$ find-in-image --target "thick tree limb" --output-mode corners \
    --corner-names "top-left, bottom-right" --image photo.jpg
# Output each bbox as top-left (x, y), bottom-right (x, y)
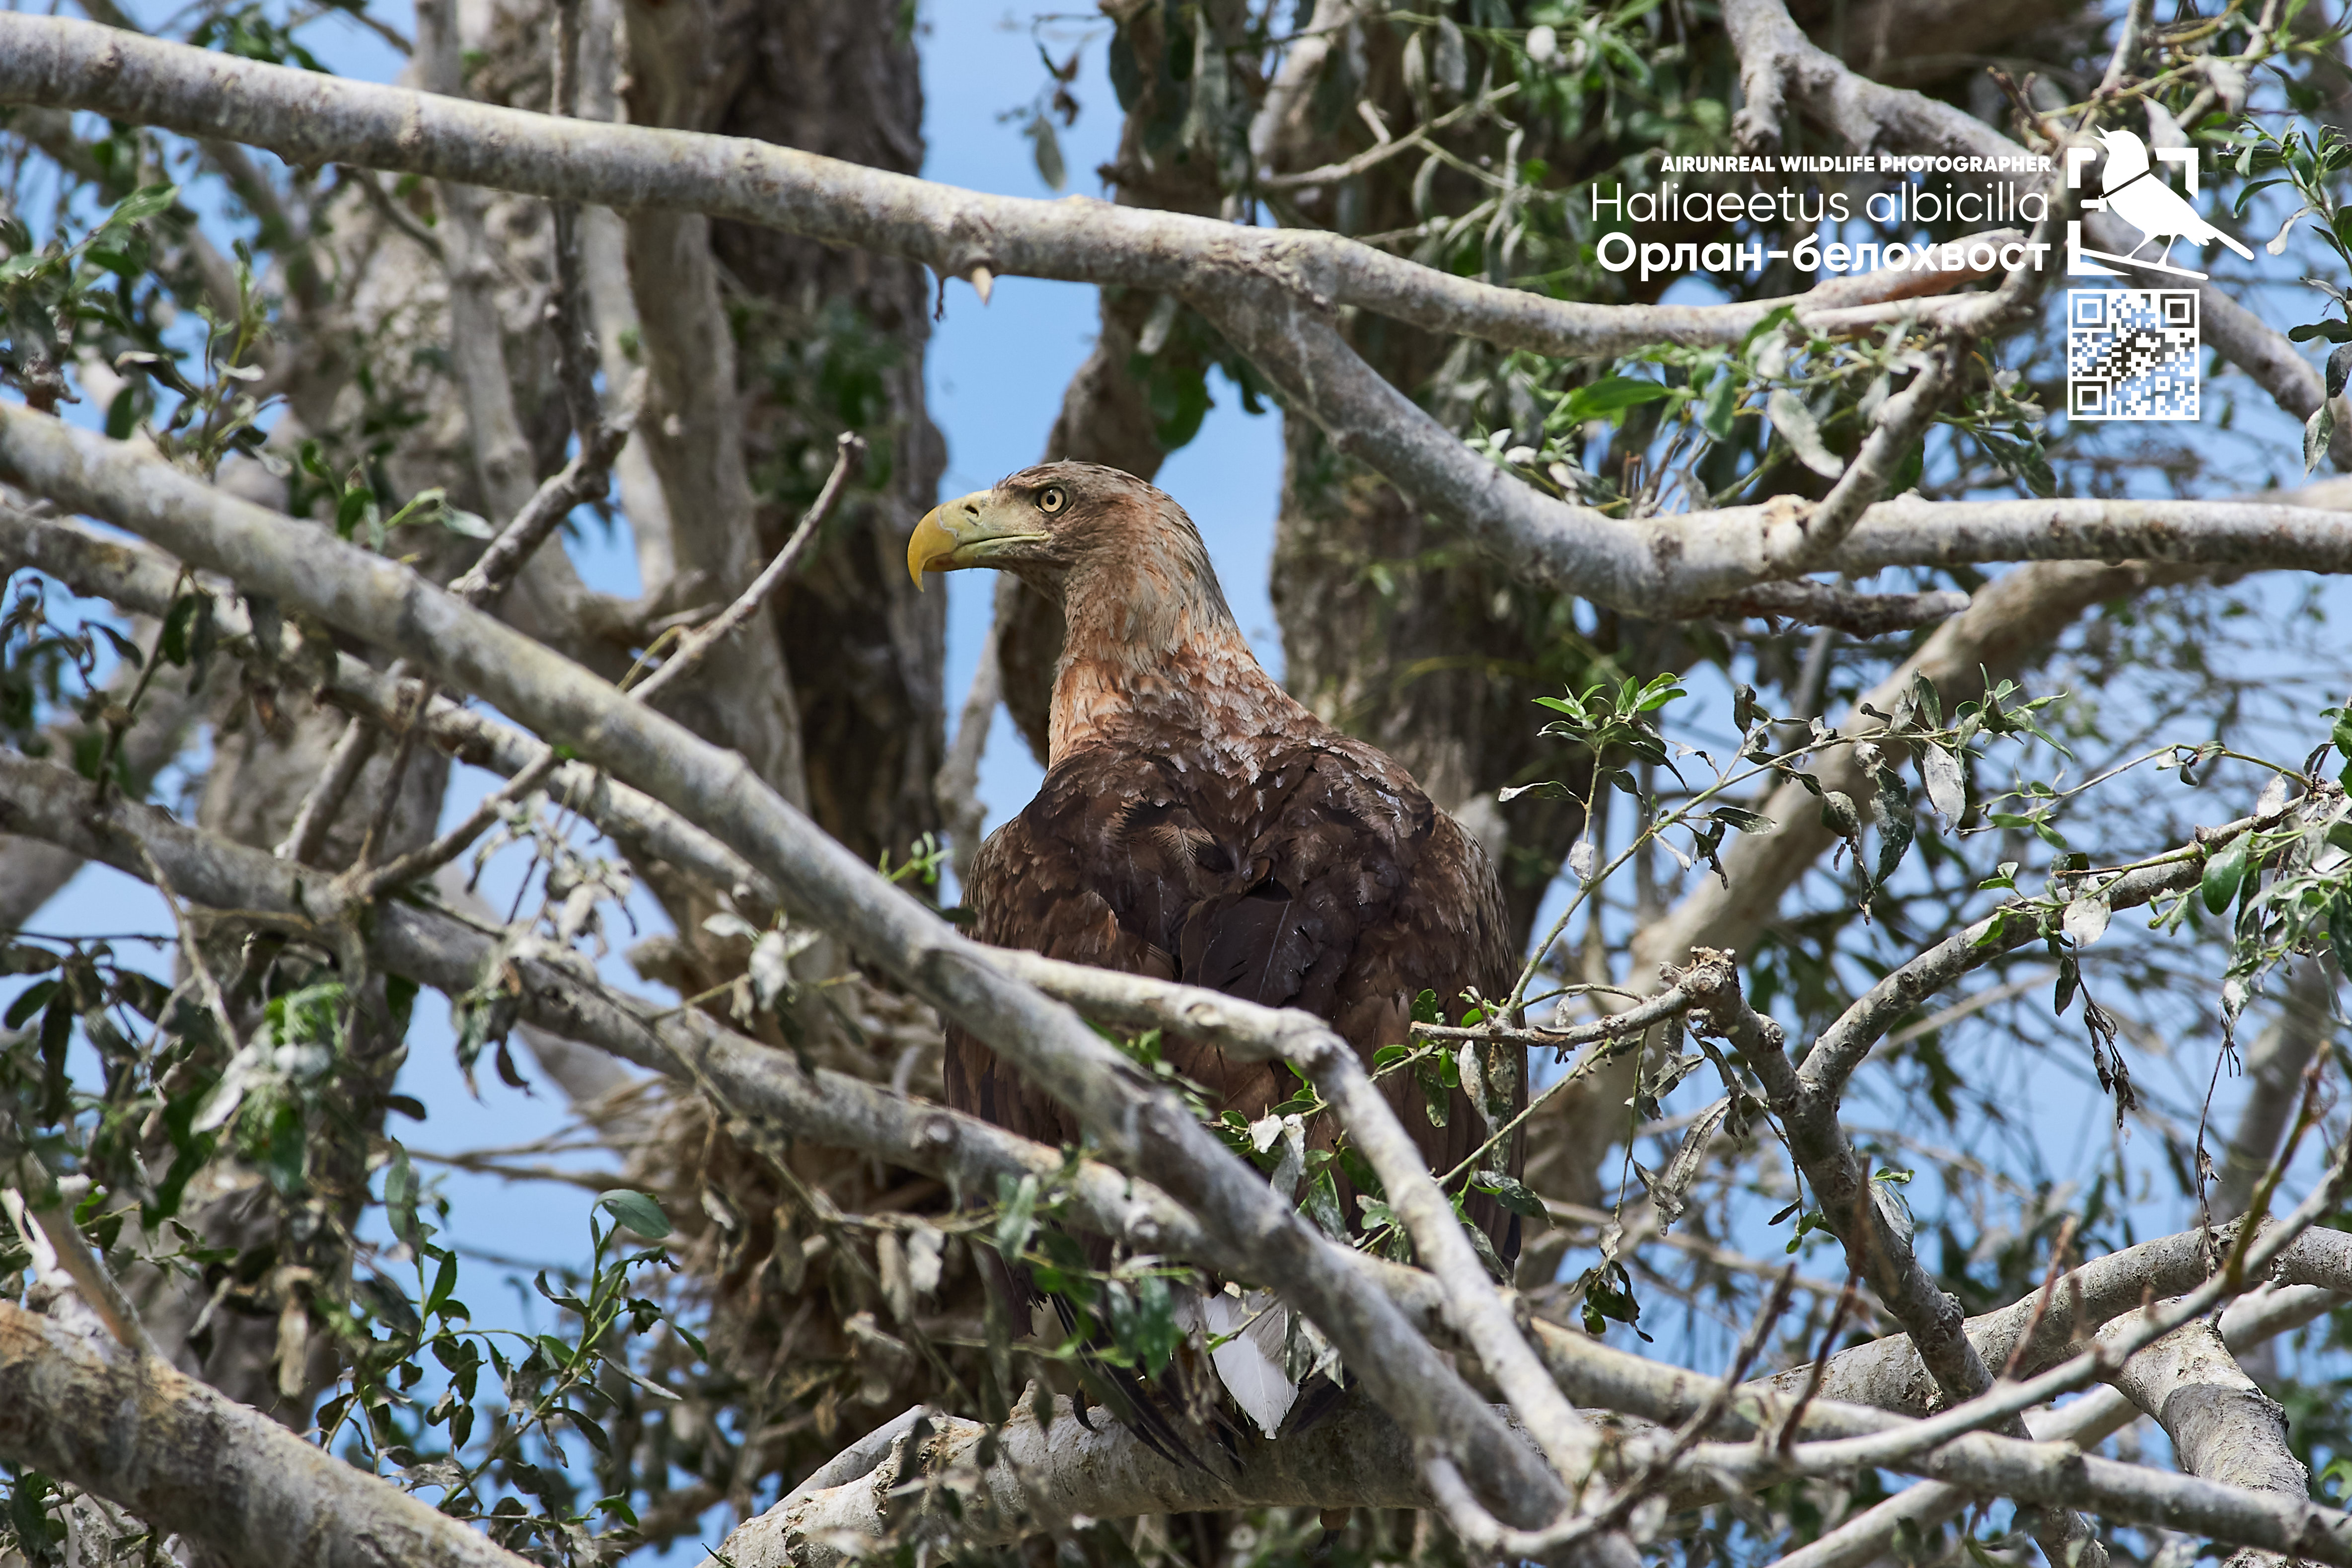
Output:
top-left (1769, 1218), bottom-right (2352, 1416)
top-left (724, 1392), bottom-right (1431, 1568)
top-left (2111, 1317), bottom-right (2309, 1568)
top-left (1198, 264), bottom-right (2352, 607)
top-left (607, 0), bottom-right (809, 809)
top-left (0, 17), bottom-right (2034, 366)
top-left (0, 1298), bottom-right (534, 1568)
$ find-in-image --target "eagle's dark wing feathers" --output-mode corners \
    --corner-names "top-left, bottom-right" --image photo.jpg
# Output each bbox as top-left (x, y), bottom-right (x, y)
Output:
top-left (951, 730), bottom-right (1524, 1265)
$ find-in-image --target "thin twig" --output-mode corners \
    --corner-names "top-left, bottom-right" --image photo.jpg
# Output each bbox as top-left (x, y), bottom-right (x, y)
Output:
top-left (1413, 981), bottom-right (1697, 1050)
top-left (1259, 81), bottom-right (1522, 191)
top-left (1998, 1214), bottom-right (2079, 1383)
top-left (624, 432), bottom-right (865, 706)
top-left (130, 840), bottom-right (242, 1059)
top-left (347, 672), bottom-right (430, 876)
top-left (0, 1181), bottom-right (159, 1358)
top-left (1776, 1262), bottom-right (1864, 1456)
top-left (342, 165), bottom-right (444, 260)
top-left (1582, 1266), bottom-right (1799, 1538)
top-left (276, 706), bottom-right (383, 864)
top-left (343, 747), bottom-right (564, 903)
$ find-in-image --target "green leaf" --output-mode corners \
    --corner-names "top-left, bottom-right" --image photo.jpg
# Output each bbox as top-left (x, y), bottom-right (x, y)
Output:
top-left (1024, 115), bottom-right (1067, 191)
top-left (1563, 375), bottom-right (1672, 421)
top-left (1473, 1172), bottom-right (1546, 1218)
top-left (1868, 762), bottom-right (1915, 892)
top-left (993, 1172), bottom-right (1039, 1263)
top-left (425, 1249), bottom-right (459, 1317)
top-left (92, 622), bottom-right (143, 670)
top-left (104, 385), bottom-right (141, 441)
top-left (103, 183), bottom-right (178, 229)
top-left (1698, 365), bottom-right (1740, 443)
top-left (1909, 671), bottom-right (1942, 730)
top-left (159, 594), bottom-right (200, 666)
top-left (1818, 789), bottom-right (1861, 840)
top-left (384, 1146), bottom-right (422, 1250)
top-left (596, 1188), bottom-right (671, 1239)
top-left (1105, 1271), bottom-right (1179, 1375)
top-left (2202, 837), bottom-right (2250, 914)
top-left (1418, 1059), bottom-right (1451, 1128)
top-left (0, 944), bottom-right (59, 979)
top-left (5, 976), bottom-right (58, 1028)
top-left (1708, 806), bottom-right (1776, 833)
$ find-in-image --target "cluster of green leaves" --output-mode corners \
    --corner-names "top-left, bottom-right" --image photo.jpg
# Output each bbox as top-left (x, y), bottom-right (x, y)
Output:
top-left (2236, 121), bottom-right (2352, 468)
top-left (3, 185), bottom-right (186, 412)
top-left (325, 1166), bottom-right (702, 1560)
top-left (738, 296), bottom-right (907, 517)
top-left (990, 1166), bottom-right (1189, 1385)
top-left (1469, 308), bottom-right (2054, 520)
top-left (289, 437), bottom-right (488, 550)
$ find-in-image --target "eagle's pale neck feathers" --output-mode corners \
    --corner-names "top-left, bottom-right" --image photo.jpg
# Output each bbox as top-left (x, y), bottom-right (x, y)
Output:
top-left (1046, 493), bottom-right (1312, 765)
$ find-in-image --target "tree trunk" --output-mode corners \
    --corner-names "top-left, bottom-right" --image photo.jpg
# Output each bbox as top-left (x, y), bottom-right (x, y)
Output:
top-left (697, 0), bottom-right (947, 869)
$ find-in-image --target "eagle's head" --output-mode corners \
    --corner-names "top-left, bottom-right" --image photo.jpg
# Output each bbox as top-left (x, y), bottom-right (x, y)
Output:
top-left (909, 462), bottom-right (1273, 755)
top-left (906, 461), bottom-right (1212, 599)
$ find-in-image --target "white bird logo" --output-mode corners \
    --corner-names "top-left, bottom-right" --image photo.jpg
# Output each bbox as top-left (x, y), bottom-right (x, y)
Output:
top-left (2095, 129), bottom-right (2252, 270)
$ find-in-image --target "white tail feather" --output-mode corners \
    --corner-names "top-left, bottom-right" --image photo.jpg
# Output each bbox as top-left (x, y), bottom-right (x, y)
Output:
top-left (1177, 1285), bottom-right (1299, 1438)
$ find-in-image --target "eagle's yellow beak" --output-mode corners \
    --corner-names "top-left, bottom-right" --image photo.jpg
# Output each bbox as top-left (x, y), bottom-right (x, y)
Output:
top-left (906, 508), bottom-right (960, 591)
top-left (905, 492), bottom-right (1052, 591)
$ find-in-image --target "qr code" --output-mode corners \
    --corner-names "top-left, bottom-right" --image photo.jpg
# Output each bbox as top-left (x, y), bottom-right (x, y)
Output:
top-left (2068, 290), bottom-right (2199, 421)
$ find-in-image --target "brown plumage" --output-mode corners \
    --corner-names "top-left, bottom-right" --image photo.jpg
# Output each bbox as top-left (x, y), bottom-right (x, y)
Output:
top-left (908, 463), bottom-right (1526, 1438)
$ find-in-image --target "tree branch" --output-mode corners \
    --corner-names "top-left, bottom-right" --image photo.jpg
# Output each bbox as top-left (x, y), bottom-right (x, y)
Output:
top-left (623, 433), bottom-right (862, 707)
top-left (2110, 1317), bottom-right (2309, 1568)
top-left (724, 1392), bottom-right (1433, 1568)
top-left (0, 1298), bottom-right (535, 1568)
top-left (0, 502), bottom-right (784, 922)
top-left (1768, 1218), bottom-right (2352, 1416)
top-left (984, 950), bottom-right (1610, 1490)
top-left (0, 16), bottom-right (2034, 367)
top-left (1677, 948), bottom-right (2105, 1566)
top-left (2217, 960), bottom-right (2340, 1220)
top-left (1684, 579), bottom-right (1973, 637)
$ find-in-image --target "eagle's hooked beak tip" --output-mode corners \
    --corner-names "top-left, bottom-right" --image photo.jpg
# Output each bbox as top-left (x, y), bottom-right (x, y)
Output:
top-left (907, 505), bottom-right (959, 592)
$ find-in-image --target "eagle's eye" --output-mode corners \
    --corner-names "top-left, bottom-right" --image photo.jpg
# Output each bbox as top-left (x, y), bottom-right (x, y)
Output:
top-left (1036, 485), bottom-right (1069, 516)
